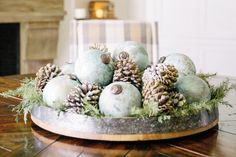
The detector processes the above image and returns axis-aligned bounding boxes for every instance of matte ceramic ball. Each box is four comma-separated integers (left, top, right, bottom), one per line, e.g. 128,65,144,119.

163,53,196,75
43,75,79,108
61,63,74,74
74,49,114,86
175,75,211,104
99,82,142,117
113,41,149,71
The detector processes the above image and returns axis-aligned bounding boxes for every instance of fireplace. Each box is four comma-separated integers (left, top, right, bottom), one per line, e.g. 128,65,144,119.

0,23,20,76
0,0,64,75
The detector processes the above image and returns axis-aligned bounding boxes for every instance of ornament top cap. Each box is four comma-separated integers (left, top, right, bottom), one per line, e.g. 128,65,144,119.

158,56,166,63
111,84,123,95
100,53,111,64
119,51,129,60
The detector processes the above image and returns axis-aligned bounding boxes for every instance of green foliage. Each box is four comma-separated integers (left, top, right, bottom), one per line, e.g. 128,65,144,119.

197,72,216,87
1,78,45,122
197,72,217,81
80,99,103,117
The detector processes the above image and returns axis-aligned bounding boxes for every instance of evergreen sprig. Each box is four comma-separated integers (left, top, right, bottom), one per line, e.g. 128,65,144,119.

80,99,102,117
1,78,45,122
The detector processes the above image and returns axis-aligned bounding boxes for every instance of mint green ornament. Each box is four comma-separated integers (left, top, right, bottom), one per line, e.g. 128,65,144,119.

43,75,79,108
162,53,196,75
99,82,141,117
113,41,149,71
175,75,211,104
61,63,74,74
74,49,114,86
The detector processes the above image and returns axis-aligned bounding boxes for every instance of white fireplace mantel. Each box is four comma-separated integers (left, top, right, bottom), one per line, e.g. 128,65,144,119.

0,0,65,74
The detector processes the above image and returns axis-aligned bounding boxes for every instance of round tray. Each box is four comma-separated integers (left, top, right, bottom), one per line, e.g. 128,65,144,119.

31,106,219,141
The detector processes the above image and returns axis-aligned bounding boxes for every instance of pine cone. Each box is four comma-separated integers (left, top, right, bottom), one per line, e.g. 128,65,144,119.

89,43,108,53
65,82,102,113
156,92,186,112
113,52,142,89
142,63,178,87
142,81,170,111
35,63,62,92
169,92,186,107
142,81,185,112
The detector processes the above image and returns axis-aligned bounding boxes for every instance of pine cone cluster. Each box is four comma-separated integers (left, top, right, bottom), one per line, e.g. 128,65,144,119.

142,63,178,87
142,81,185,112
65,82,102,113
35,63,62,92
142,62,185,112
113,52,142,89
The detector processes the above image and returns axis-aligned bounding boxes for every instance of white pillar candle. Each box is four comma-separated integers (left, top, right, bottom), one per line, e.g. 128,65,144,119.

74,8,87,19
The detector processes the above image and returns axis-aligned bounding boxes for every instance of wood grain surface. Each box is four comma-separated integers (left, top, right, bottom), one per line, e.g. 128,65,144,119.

0,74,236,157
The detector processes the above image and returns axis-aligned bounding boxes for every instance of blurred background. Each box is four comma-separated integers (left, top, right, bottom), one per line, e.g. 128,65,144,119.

1,0,236,77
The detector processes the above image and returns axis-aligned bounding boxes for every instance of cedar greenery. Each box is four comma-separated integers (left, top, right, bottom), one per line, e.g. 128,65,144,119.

1,78,44,122
1,74,235,123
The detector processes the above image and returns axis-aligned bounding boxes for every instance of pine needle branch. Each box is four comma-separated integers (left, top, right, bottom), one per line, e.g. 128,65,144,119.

1,78,44,123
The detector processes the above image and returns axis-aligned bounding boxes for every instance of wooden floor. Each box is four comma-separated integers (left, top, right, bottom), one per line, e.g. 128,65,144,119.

0,74,236,157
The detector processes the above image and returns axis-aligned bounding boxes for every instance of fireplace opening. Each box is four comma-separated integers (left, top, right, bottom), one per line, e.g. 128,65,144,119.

0,23,20,76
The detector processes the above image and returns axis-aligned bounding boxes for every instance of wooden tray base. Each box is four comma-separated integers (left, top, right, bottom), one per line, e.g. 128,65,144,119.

31,106,219,141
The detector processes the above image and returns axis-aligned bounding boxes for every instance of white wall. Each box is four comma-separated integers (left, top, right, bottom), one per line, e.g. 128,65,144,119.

130,0,236,77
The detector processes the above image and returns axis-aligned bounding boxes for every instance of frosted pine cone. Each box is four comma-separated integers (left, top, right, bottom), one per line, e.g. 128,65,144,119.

142,63,178,87
113,52,142,89
35,63,62,92
142,81,185,112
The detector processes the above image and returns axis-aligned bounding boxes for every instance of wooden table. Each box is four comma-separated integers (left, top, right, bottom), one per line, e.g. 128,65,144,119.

0,74,236,157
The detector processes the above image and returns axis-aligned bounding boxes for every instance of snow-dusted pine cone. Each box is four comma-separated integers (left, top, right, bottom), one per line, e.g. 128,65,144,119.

113,52,142,89
65,82,102,113
142,63,178,87
142,81,185,112
35,63,62,92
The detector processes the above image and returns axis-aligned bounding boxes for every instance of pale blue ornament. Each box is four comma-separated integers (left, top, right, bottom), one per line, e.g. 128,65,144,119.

74,49,114,86
113,41,149,71
175,75,211,104
43,75,79,108
163,53,196,75
99,82,142,117
61,63,74,74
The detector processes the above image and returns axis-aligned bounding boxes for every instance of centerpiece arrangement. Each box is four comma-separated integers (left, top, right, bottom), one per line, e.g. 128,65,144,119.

2,41,235,141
